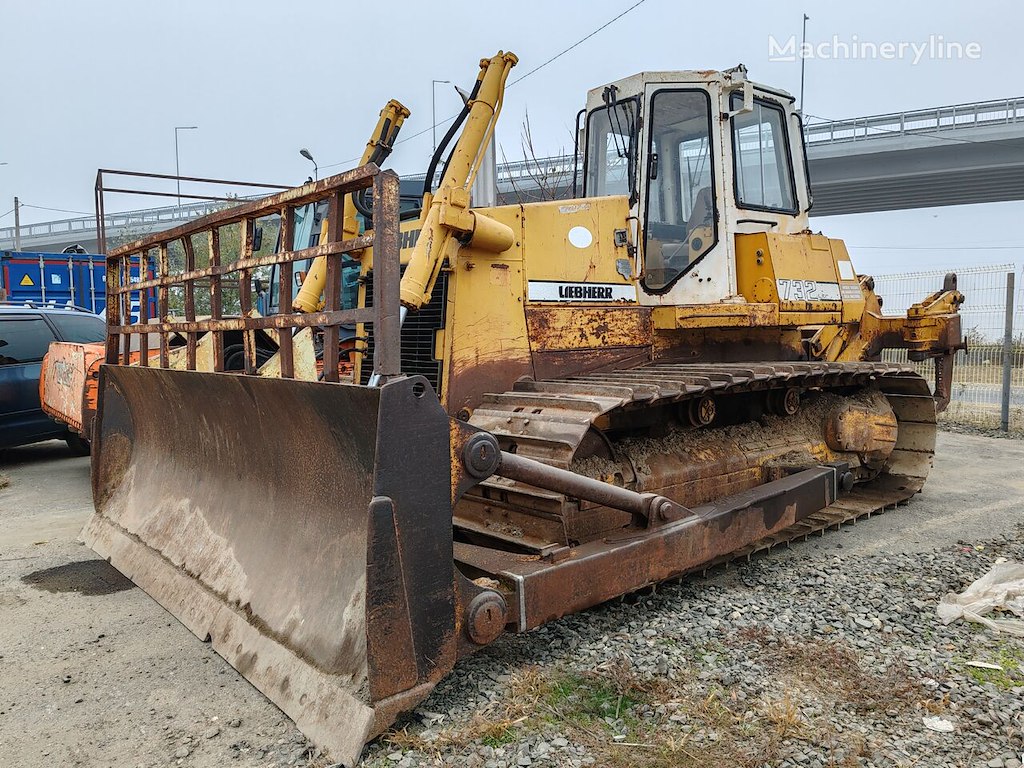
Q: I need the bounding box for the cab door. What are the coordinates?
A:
[635,84,732,305]
[0,315,61,448]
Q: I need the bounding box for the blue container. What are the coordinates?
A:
[1,251,155,320]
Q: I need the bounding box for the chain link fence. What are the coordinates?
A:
[873,264,1023,432]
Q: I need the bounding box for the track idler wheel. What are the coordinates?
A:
[768,387,801,416]
[688,395,716,427]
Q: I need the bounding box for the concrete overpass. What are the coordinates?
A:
[0,199,229,255]
[803,98,1024,215]
[3,96,1022,252]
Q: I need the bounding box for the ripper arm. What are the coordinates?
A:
[860,273,966,411]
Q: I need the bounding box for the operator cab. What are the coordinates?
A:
[582,65,812,306]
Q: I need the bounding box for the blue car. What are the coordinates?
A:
[0,303,106,454]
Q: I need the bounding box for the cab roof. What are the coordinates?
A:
[584,65,794,111]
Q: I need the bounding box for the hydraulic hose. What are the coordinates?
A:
[422,76,483,198]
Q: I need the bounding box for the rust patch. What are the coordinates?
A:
[652,303,778,330]
[39,342,102,436]
[531,347,652,382]
[526,306,652,351]
[445,355,536,414]
[824,390,898,465]
[653,327,803,363]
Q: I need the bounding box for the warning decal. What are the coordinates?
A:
[19,274,34,286]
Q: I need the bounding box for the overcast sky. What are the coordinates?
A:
[1,0,1022,274]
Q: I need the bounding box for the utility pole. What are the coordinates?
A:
[799,14,809,112]
[13,196,21,250]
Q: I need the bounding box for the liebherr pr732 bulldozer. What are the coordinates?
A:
[84,51,964,765]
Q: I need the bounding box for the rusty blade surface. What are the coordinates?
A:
[83,365,383,764]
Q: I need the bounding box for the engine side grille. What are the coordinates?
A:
[359,268,449,390]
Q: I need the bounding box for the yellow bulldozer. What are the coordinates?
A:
[83,51,963,765]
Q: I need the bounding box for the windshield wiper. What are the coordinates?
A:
[602,85,638,204]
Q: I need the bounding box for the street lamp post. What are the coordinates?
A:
[799,14,809,111]
[431,79,451,157]
[174,126,198,208]
[299,148,318,181]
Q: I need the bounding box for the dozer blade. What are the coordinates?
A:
[83,366,460,767]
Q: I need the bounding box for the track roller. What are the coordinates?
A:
[688,395,716,426]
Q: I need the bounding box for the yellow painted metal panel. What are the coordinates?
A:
[828,238,867,323]
[771,233,840,283]
[442,206,534,412]
[735,233,776,302]
[736,232,849,317]
[522,197,633,286]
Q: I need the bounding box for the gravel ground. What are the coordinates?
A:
[361,531,1024,768]
[1,433,1023,768]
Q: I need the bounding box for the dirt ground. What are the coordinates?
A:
[1,432,1023,767]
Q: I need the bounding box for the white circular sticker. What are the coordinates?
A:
[567,226,593,249]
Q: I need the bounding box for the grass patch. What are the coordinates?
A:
[381,667,549,756]
[762,692,808,739]
[735,626,922,713]
[963,642,1024,690]
[479,725,520,748]
[377,654,871,768]
[542,664,645,733]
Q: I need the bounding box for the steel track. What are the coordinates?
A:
[464,360,937,563]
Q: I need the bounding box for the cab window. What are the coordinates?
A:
[730,95,796,213]
[48,313,106,343]
[642,89,716,292]
[584,97,639,200]
[0,317,57,365]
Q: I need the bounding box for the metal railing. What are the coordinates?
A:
[0,299,98,314]
[497,154,576,181]
[876,264,1023,432]
[804,97,1024,144]
[0,198,245,246]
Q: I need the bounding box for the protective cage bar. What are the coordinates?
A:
[103,164,402,382]
[94,168,292,255]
